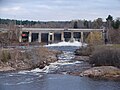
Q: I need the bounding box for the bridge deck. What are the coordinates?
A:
[21,28,104,32]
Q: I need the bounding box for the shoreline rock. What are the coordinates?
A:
[74,56,90,62]
[0,66,15,72]
[80,66,120,81]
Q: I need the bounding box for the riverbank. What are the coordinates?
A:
[0,47,61,72]
[74,44,120,81]
[69,55,120,81]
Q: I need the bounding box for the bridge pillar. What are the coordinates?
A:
[29,31,32,42]
[48,33,50,42]
[52,32,54,42]
[81,32,84,43]
[38,32,41,43]
[19,31,22,42]
[61,32,65,41]
[70,31,74,42]
[71,32,74,39]
[102,30,105,41]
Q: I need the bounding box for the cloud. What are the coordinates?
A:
[0,6,21,12]
[36,5,52,9]
[0,0,120,21]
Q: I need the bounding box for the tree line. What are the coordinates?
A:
[0,15,119,29]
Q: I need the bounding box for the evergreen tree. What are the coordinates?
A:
[106,15,113,21]
[112,19,120,29]
[73,21,78,28]
[106,15,113,29]
[84,20,89,28]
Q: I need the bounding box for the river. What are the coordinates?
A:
[0,44,120,90]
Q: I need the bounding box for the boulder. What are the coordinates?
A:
[0,66,15,72]
[80,66,120,80]
[74,56,89,61]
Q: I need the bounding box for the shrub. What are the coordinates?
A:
[86,31,103,45]
[74,46,94,56]
[1,50,11,63]
[90,46,120,68]
[109,29,120,44]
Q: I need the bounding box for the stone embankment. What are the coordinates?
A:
[0,47,61,72]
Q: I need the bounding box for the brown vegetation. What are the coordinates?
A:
[75,44,120,68]
[90,45,120,68]
[0,32,10,47]
[86,31,103,45]
[109,29,120,44]
[74,46,94,56]
[0,47,60,71]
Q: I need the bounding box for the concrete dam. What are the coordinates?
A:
[19,28,104,43]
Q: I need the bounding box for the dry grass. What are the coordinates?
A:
[0,50,11,62]
[0,47,58,70]
[90,46,120,68]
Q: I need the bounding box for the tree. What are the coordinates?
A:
[92,18,103,29]
[86,31,103,45]
[112,19,120,29]
[106,15,113,21]
[84,20,89,28]
[73,21,78,28]
[109,29,120,44]
[106,15,113,29]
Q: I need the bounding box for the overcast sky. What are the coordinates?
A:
[0,0,120,21]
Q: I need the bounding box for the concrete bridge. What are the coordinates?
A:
[19,28,104,43]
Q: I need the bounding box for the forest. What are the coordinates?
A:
[0,15,120,29]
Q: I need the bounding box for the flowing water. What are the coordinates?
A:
[0,42,120,90]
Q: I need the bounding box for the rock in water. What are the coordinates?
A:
[80,66,120,80]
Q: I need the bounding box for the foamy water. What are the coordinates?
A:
[17,50,82,74]
[45,41,87,47]
[18,60,82,74]
[17,42,86,74]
